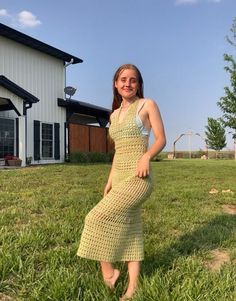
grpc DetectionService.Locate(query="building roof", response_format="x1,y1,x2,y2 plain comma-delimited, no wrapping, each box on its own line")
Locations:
0,23,83,64
58,98,111,127
0,75,39,103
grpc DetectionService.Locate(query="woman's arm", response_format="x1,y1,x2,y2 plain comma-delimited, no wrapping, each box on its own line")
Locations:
136,99,166,178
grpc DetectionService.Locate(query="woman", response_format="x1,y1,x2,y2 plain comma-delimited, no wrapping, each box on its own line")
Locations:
77,64,166,300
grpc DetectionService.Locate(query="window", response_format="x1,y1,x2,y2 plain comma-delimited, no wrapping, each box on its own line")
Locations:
34,121,60,161
0,118,15,159
42,123,53,158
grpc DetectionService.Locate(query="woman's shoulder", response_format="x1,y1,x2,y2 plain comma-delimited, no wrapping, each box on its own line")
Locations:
138,98,159,110
112,108,120,115
110,108,119,120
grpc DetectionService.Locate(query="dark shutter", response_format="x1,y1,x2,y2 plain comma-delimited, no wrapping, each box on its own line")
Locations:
64,122,68,161
34,120,40,160
54,123,60,160
16,118,19,157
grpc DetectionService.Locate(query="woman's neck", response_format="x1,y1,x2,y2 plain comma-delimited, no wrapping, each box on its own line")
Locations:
121,97,138,108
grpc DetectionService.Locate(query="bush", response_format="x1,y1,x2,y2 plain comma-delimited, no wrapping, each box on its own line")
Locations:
207,151,234,159
88,152,110,163
152,152,167,161
69,151,113,163
173,150,234,159
69,152,89,163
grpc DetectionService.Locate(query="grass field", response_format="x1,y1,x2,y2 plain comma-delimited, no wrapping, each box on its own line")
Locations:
0,160,236,301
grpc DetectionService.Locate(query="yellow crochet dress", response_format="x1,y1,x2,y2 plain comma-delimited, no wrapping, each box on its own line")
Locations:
77,99,153,262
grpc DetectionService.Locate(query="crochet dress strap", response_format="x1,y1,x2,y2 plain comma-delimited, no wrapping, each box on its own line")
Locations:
77,99,153,262
137,99,146,114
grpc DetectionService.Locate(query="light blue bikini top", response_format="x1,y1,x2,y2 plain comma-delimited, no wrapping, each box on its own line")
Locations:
135,101,150,136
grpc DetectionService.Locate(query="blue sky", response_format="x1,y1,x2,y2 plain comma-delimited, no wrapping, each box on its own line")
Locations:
1,0,236,152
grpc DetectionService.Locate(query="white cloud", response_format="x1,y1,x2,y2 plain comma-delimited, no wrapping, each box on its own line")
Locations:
0,8,41,28
0,9,9,16
175,0,223,4
208,0,222,2
18,10,41,27
176,0,199,5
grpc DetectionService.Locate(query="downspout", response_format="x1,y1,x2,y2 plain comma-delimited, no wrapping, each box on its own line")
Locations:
23,102,32,165
64,58,74,160
64,58,74,99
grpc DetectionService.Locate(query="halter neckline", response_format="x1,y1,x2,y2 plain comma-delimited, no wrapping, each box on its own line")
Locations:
117,99,139,124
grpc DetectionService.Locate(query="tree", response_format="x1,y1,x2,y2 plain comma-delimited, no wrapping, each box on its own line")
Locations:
217,18,236,160
205,118,226,158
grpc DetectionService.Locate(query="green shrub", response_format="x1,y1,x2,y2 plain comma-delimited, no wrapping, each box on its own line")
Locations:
173,150,234,159
69,151,113,163
88,152,109,163
152,152,167,161
69,152,89,163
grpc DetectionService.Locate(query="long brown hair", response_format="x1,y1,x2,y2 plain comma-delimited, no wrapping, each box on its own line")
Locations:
111,64,144,113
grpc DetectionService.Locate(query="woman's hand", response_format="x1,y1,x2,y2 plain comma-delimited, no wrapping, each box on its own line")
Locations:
136,153,150,178
104,182,112,196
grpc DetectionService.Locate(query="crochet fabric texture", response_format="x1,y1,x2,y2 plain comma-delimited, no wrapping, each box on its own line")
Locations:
77,99,153,262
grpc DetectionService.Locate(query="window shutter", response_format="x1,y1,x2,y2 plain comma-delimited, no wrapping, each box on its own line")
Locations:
16,118,19,157
34,120,40,160
54,123,60,160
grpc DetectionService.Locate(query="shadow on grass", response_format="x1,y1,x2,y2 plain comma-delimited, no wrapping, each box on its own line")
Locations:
143,214,236,276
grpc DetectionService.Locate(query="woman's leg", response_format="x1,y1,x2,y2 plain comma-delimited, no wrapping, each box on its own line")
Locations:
123,261,140,298
100,261,120,288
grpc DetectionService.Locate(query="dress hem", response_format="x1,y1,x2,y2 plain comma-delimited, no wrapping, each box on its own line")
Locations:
77,253,144,263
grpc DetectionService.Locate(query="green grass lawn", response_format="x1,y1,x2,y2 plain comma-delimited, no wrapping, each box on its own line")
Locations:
0,160,236,301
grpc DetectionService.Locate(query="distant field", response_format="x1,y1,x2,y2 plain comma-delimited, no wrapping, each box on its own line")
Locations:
0,160,236,301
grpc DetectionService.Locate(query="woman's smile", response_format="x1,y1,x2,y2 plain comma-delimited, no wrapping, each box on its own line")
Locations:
115,69,138,101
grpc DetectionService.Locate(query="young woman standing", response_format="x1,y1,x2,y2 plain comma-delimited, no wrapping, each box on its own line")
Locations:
77,64,166,300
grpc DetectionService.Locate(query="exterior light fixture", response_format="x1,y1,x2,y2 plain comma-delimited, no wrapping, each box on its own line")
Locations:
64,86,77,100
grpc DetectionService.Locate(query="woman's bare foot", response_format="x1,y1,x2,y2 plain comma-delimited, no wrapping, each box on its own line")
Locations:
120,284,136,300
103,269,120,289
120,294,134,300
119,295,132,301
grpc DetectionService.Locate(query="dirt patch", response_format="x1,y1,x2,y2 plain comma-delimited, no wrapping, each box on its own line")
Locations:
209,188,219,194
222,189,234,194
209,188,234,195
0,293,16,301
170,229,182,237
222,204,236,215
205,249,230,271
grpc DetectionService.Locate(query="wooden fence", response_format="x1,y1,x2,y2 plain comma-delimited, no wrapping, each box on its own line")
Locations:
69,123,114,153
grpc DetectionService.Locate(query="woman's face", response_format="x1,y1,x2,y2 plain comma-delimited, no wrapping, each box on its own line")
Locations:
115,68,139,101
